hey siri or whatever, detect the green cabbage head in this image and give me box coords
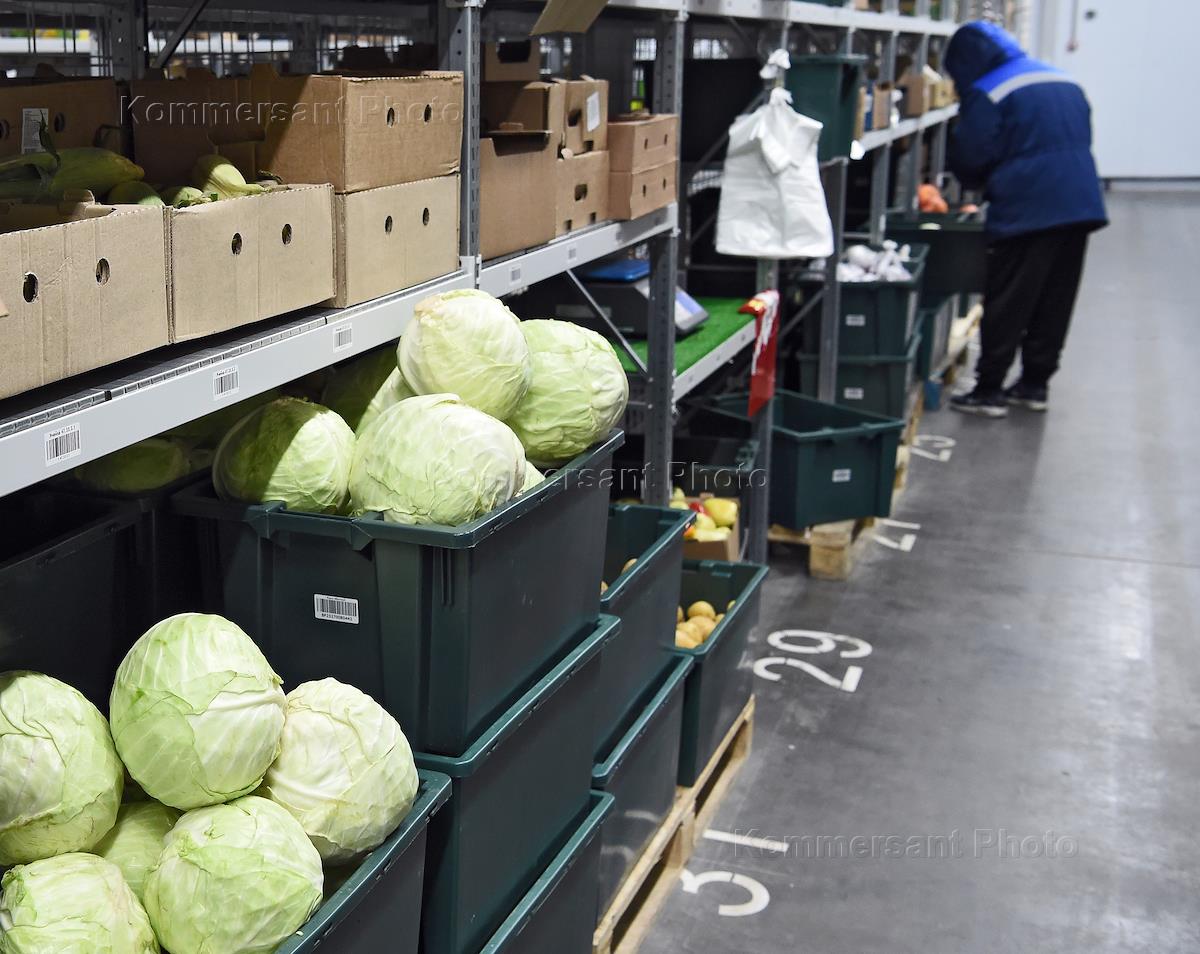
[350,393,525,526]
[91,802,180,904]
[143,796,322,954]
[399,290,532,419]
[261,678,418,864]
[506,319,629,466]
[0,671,123,867]
[213,396,355,514]
[0,853,159,954]
[109,613,286,811]
[74,437,194,494]
[320,347,415,436]
[519,461,545,494]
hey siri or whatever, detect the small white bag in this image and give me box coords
[716,87,835,260]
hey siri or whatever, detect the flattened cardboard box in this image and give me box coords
[332,175,460,308]
[554,77,608,155]
[555,152,609,237]
[0,77,121,157]
[0,204,170,400]
[608,114,678,173]
[610,159,676,220]
[168,184,334,341]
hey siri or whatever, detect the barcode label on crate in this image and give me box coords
[332,323,353,352]
[314,594,359,624]
[845,313,867,327]
[586,92,602,132]
[44,423,82,466]
[212,366,240,401]
[843,387,865,401]
[21,108,48,154]
[832,468,852,483]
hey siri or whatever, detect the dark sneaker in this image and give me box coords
[950,389,1008,418]
[1004,382,1049,412]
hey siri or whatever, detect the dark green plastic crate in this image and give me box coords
[886,212,987,301]
[915,299,956,381]
[0,490,141,708]
[797,330,922,418]
[479,792,614,954]
[673,560,768,787]
[596,504,693,760]
[173,432,621,756]
[593,656,692,912]
[416,617,619,954]
[611,433,759,497]
[706,391,904,528]
[277,770,452,954]
[785,54,868,162]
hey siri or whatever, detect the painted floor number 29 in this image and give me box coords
[753,630,874,693]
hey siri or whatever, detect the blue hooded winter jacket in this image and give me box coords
[944,21,1107,239]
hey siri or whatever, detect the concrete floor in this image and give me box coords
[642,190,1200,954]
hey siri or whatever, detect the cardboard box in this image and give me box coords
[931,77,957,109]
[0,200,170,400]
[608,114,678,173]
[555,152,609,236]
[532,0,608,35]
[554,77,608,155]
[167,183,334,341]
[0,76,121,157]
[129,67,463,193]
[481,80,566,146]
[483,41,541,83]
[854,86,867,141]
[898,66,940,118]
[610,159,676,220]
[332,175,459,308]
[681,497,740,562]
[871,82,895,131]
[480,134,556,259]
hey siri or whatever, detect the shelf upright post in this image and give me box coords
[643,7,686,508]
[110,0,148,81]
[868,28,898,244]
[440,0,482,278]
[894,25,930,212]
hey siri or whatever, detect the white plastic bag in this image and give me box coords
[716,87,835,260]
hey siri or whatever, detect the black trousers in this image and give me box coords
[976,226,1090,393]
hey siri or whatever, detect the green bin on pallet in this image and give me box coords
[593,657,693,913]
[785,53,868,162]
[172,433,621,756]
[479,793,613,954]
[277,771,451,954]
[596,504,693,760]
[416,617,619,954]
[796,330,922,419]
[885,212,987,301]
[706,391,905,528]
[673,560,768,787]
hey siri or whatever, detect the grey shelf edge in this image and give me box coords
[673,322,759,401]
[478,204,678,298]
[858,103,960,154]
[0,269,474,499]
[679,0,958,33]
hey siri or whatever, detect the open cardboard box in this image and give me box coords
[681,495,741,562]
[554,77,608,155]
[483,41,541,83]
[555,151,609,236]
[0,71,122,157]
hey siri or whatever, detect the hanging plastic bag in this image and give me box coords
[716,87,835,259]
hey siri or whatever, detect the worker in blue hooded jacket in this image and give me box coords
[943,21,1107,417]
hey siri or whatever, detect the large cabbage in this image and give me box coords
[506,320,628,466]
[519,461,545,494]
[92,802,180,903]
[261,679,418,864]
[0,853,159,954]
[349,393,525,526]
[320,347,415,436]
[399,290,532,419]
[0,672,123,866]
[144,796,322,954]
[74,437,195,494]
[109,614,286,811]
[213,396,355,514]
[165,390,280,449]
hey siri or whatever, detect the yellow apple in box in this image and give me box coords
[693,527,730,543]
[705,497,739,528]
[669,500,690,511]
[694,512,717,532]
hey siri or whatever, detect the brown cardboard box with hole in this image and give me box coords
[483,41,542,83]
[0,199,170,400]
[898,67,939,118]
[0,76,121,157]
[554,77,608,155]
[167,184,334,341]
[610,159,676,220]
[332,175,459,308]
[481,81,567,151]
[555,152,609,237]
[608,114,678,174]
[871,82,895,131]
[128,67,463,193]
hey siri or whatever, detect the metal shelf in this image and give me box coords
[858,104,959,154]
[679,0,957,33]
[674,321,758,400]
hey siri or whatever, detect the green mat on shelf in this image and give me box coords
[615,297,755,374]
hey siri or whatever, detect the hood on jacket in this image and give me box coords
[944,20,1025,90]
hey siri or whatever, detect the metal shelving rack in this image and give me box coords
[0,0,971,554]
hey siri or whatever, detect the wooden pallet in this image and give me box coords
[893,383,926,496]
[593,696,755,954]
[768,518,876,581]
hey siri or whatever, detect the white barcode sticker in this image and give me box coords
[213,366,240,401]
[843,387,865,401]
[21,108,48,154]
[832,468,852,484]
[585,92,602,132]
[314,594,359,624]
[845,313,867,328]
[44,423,82,466]
[332,323,353,352]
